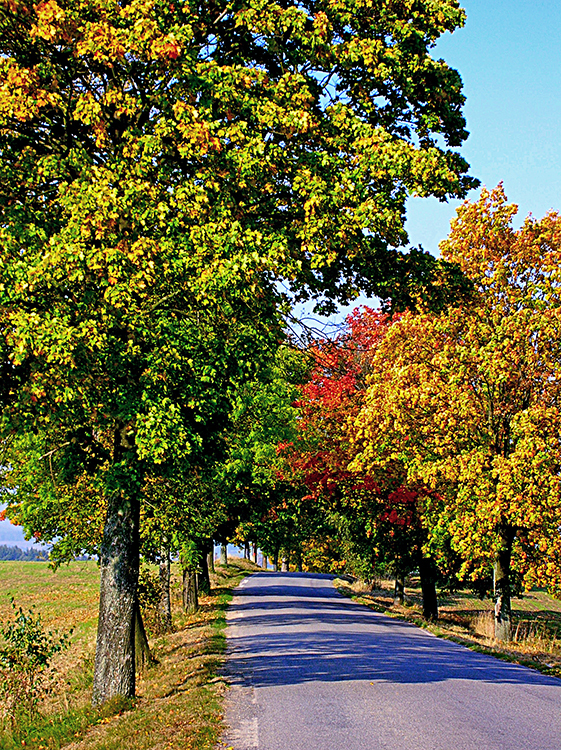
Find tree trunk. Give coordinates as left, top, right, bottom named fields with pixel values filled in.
left=263, top=555, right=268, bottom=570
left=281, top=556, right=289, bottom=572
left=295, top=548, right=303, bottom=572
left=494, top=525, right=515, bottom=641
left=244, top=542, right=250, bottom=560
left=273, top=549, right=279, bottom=572
left=419, top=556, right=439, bottom=621
left=92, top=488, right=140, bottom=705
left=183, top=569, right=198, bottom=614
left=158, top=546, right=172, bottom=633
left=393, top=574, right=405, bottom=605
left=253, top=542, right=258, bottom=564
left=207, top=544, right=215, bottom=575
left=220, top=544, right=228, bottom=566
left=198, top=541, right=211, bottom=596
left=135, top=603, right=154, bottom=672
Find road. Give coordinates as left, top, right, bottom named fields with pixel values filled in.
left=221, top=572, right=561, bottom=750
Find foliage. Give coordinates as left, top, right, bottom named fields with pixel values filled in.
left=0, top=0, right=476, bottom=697
left=0, top=598, right=71, bottom=726
left=354, top=185, right=561, bottom=597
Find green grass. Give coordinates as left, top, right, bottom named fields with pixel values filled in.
left=0, top=557, right=256, bottom=750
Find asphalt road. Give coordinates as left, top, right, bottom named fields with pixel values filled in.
left=221, top=572, right=561, bottom=750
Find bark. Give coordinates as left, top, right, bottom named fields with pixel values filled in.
left=253, top=542, right=258, bottom=564
left=295, top=549, right=303, bottom=572
left=281, top=556, right=289, bottom=572
left=134, top=603, right=155, bottom=672
left=494, top=525, right=515, bottom=641
left=92, top=486, right=140, bottom=705
left=198, top=541, right=211, bottom=596
left=272, top=549, right=279, bottom=572
left=207, top=546, right=215, bottom=575
left=418, top=556, right=439, bottom=621
left=183, top=568, right=198, bottom=614
left=158, top=546, right=172, bottom=633
left=244, top=542, right=250, bottom=560
left=220, top=544, right=228, bottom=566
left=393, top=574, right=405, bottom=605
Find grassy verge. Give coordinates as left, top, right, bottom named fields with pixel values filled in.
left=334, top=577, right=561, bottom=680
left=0, top=557, right=257, bottom=750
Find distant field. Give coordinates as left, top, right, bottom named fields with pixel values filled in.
left=0, top=560, right=100, bottom=649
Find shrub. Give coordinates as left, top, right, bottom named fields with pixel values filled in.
left=0, top=598, right=71, bottom=726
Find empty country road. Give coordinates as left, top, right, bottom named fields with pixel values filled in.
left=221, top=572, right=561, bottom=750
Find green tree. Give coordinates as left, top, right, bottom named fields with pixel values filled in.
left=0, top=0, right=476, bottom=703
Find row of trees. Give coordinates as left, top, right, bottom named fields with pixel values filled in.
left=0, top=0, right=477, bottom=705
left=263, top=186, right=561, bottom=642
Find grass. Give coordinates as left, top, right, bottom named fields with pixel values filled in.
left=0, top=557, right=258, bottom=750
left=334, top=576, right=561, bottom=679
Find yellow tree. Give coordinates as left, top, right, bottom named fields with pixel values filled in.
left=353, top=186, right=561, bottom=640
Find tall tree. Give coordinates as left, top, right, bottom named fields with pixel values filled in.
left=354, top=186, right=561, bottom=639
left=0, top=0, right=476, bottom=702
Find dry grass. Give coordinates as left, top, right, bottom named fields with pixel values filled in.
left=0, top=557, right=260, bottom=750
left=336, top=576, right=561, bottom=677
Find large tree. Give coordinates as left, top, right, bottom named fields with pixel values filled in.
left=0, top=0, right=476, bottom=702
left=354, top=186, right=561, bottom=640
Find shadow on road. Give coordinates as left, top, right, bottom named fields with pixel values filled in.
left=226, top=574, right=561, bottom=690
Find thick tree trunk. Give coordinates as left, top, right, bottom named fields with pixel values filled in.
left=393, top=574, right=405, bottom=605
left=273, top=549, right=279, bottom=572
left=198, top=541, right=211, bottom=596
left=183, top=569, right=198, bottom=614
left=207, top=545, right=215, bottom=575
left=92, top=489, right=140, bottom=705
left=494, top=525, right=515, bottom=641
left=220, top=544, right=228, bottom=566
left=158, top=546, right=172, bottom=633
left=419, top=556, right=439, bottom=621
left=135, top=603, right=154, bottom=672
left=244, top=542, right=250, bottom=560
left=253, top=542, right=258, bottom=564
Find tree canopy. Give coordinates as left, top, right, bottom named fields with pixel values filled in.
left=353, top=186, right=561, bottom=638
left=0, top=0, right=477, bottom=702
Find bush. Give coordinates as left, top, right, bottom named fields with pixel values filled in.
left=0, top=598, right=71, bottom=726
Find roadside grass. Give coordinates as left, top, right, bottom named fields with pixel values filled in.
left=334, top=576, right=561, bottom=679
left=0, top=557, right=257, bottom=750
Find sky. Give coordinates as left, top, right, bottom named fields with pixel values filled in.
left=1, top=0, right=560, bottom=545
left=406, top=0, right=561, bottom=253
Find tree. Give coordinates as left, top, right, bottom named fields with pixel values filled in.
left=0, top=0, right=476, bottom=703
left=354, top=186, right=561, bottom=639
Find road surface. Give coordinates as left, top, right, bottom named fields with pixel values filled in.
left=222, top=572, right=561, bottom=750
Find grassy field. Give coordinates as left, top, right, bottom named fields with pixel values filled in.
left=336, top=576, right=561, bottom=677
left=0, top=558, right=257, bottom=750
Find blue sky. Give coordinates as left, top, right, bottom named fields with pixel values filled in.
left=406, top=0, right=561, bottom=253
left=1, top=1, right=560, bottom=544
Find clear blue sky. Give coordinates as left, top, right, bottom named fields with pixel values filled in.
left=406, top=0, right=561, bottom=253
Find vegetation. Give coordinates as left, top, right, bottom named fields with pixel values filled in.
left=0, top=557, right=254, bottom=750
left=0, top=0, right=560, bottom=735
left=0, top=0, right=481, bottom=706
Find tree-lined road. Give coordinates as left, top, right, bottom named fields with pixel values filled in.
left=223, top=573, right=561, bottom=750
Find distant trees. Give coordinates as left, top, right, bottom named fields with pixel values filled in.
left=0, top=545, right=48, bottom=562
